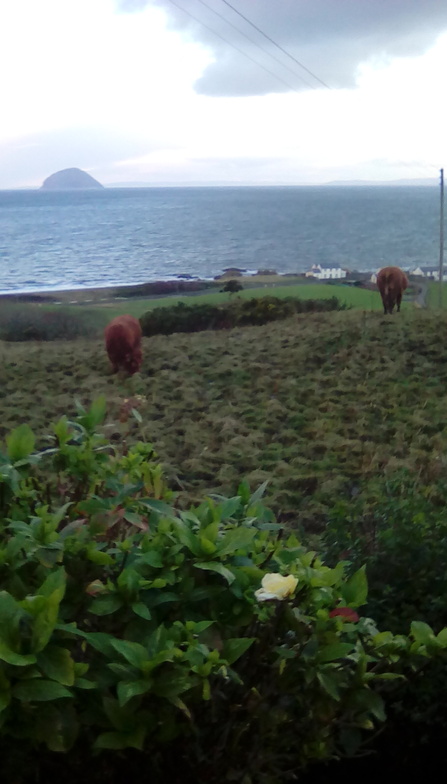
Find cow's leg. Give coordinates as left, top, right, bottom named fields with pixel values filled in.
left=396, top=292, right=402, bottom=312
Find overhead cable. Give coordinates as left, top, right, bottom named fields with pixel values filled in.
left=219, top=0, right=331, bottom=89
left=167, top=0, right=319, bottom=93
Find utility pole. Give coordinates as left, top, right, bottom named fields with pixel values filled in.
left=439, top=168, right=444, bottom=307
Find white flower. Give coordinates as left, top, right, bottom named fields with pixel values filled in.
left=255, top=573, right=298, bottom=602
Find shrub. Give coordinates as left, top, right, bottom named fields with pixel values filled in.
left=139, top=296, right=346, bottom=337
left=322, top=469, right=447, bottom=768
left=139, top=302, right=228, bottom=336
left=0, top=305, right=100, bottom=342
left=323, top=469, right=447, bottom=632
left=221, top=280, right=244, bottom=294
left=0, top=404, right=446, bottom=783
left=233, top=295, right=296, bottom=325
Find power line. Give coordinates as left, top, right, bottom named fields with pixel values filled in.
left=219, top=0, right=331, bottom=89
left=195, top=0, right=319, bottom=90
left=166, top=0, right=316, bottom=94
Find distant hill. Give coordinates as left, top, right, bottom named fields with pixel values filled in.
left=41, top=168, right=104, bottom=190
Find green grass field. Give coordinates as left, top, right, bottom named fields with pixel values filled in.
left=427, top=280, right=447, bottom=308
left=1, top=307, right=444, bottom=532
left=42, top=283, right=385, bottom=323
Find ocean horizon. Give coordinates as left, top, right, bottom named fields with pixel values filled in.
left=0, top=185, right=441, bottom=294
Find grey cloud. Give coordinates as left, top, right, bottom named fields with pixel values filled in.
left=117, top=0, right=447, bottom=95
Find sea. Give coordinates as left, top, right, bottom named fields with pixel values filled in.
left=0, top=185, right=441, bottom=294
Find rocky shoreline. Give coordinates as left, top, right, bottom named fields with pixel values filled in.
left=0, top=270, right=312, bottom=305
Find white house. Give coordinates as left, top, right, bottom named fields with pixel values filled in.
left=412, top=266, right=440, bottom=279
left=305, top=264, right=347, bottom=280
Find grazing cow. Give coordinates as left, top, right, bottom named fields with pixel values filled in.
left=104, top=315, right=142, bottom=374
left=376, top=266, right=408, bottom=315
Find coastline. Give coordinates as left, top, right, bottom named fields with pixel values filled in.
left=0, top=271, right=321, bottom=306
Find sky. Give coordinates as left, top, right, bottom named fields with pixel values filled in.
left=1, top=0, right=446, bottom=188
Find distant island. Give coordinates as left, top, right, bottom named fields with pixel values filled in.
left=40, top=168, right=104, bottom=190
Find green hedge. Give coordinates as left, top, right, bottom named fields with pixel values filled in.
left=322, top=469, right=447, bottom=770
left=0, top=305, right=100, bottom=342
left=139, top=295, right=345, bottom=337
left=0, top=402, right=446, bottom=782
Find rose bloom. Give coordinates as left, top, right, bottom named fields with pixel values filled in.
left=255, top=573, right=298, bottom=602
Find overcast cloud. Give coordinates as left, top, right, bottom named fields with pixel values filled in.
left=0, top=0, right=446, bottom=188
left=118, top=0, right=447, bottom=95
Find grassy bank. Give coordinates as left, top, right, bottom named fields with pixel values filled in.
left=1, top=307, right=444, bottom=530
left=0, top=283, right=385, bottom=340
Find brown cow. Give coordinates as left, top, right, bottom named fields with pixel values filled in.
left=104, top=315, right=142, bottom=375
left=376, top=266, right=408, bottom=315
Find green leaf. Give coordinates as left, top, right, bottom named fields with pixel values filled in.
left=117, top=679, right=152, bottom=706
left=359, top=689, right=386, bottom=722
left=37, top=568, right=66, bottom=600
left=318, top=643, right=354, bottom=662
left=199, top=536, right=217, bottom=555
left=221, top=638, right=255, bottom=665
left=169, top=696, right=192, bottom=719
left=217, top=527, right=257, bottom=557
left=237, top=480, right=251, bottom=504
left=249, top=480, right=269, bottom=505
left=194, top=562, right=236, bottom=585
left=217, top=496, right=242, bottom=520
left=31, top=591, right=65, bottom=653
left=37, top=646, right=75, bottom=686
left=437, top=628, right=447, bottom=647
left=340, top=565, right=368, bottom=608
left=123, top=511, right=147, bottom=529
left=411, top=621, right=436, bottom=646
left=139, top=550, right=163, bottom=568
left=111, top=639, right=148, bottom=669
left=152, top=672, right=193, bottom=699
left=139, top=498, right=176, bottom=517
left=53, top=415, right=70, bottom=446
left=0, top=641, right=36, bottom=667
left=87, top=547, right=114, bottom=566
left=6, top=424, right=35, bottom=462
left=13, top=679, right=72, bottom=702
left=94, top=727, right=146, bottom=751
left=189, top=620, right=214, bottom=634
left=0, top=591, right=35, bottom=665
left=74, top=678, right=97, bottom=690
left=371, top=673, right=405, bottom=681
left=131, top=408, right=143, bottom=424
left=202, top=678, right=211, bottom=701
left=89, top=595, right=123, bottom=616
left=131, top=602, right=152, bottom=620
left=317, top=671, right=341, bottom=701
left=88, top=396, right=107, bottom=428
left=56, top=625, right=116, bottom=657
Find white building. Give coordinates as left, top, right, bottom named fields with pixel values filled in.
left=412, top=266, right=442, bottom=279
left=305, top=264, right=347, bottom=280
